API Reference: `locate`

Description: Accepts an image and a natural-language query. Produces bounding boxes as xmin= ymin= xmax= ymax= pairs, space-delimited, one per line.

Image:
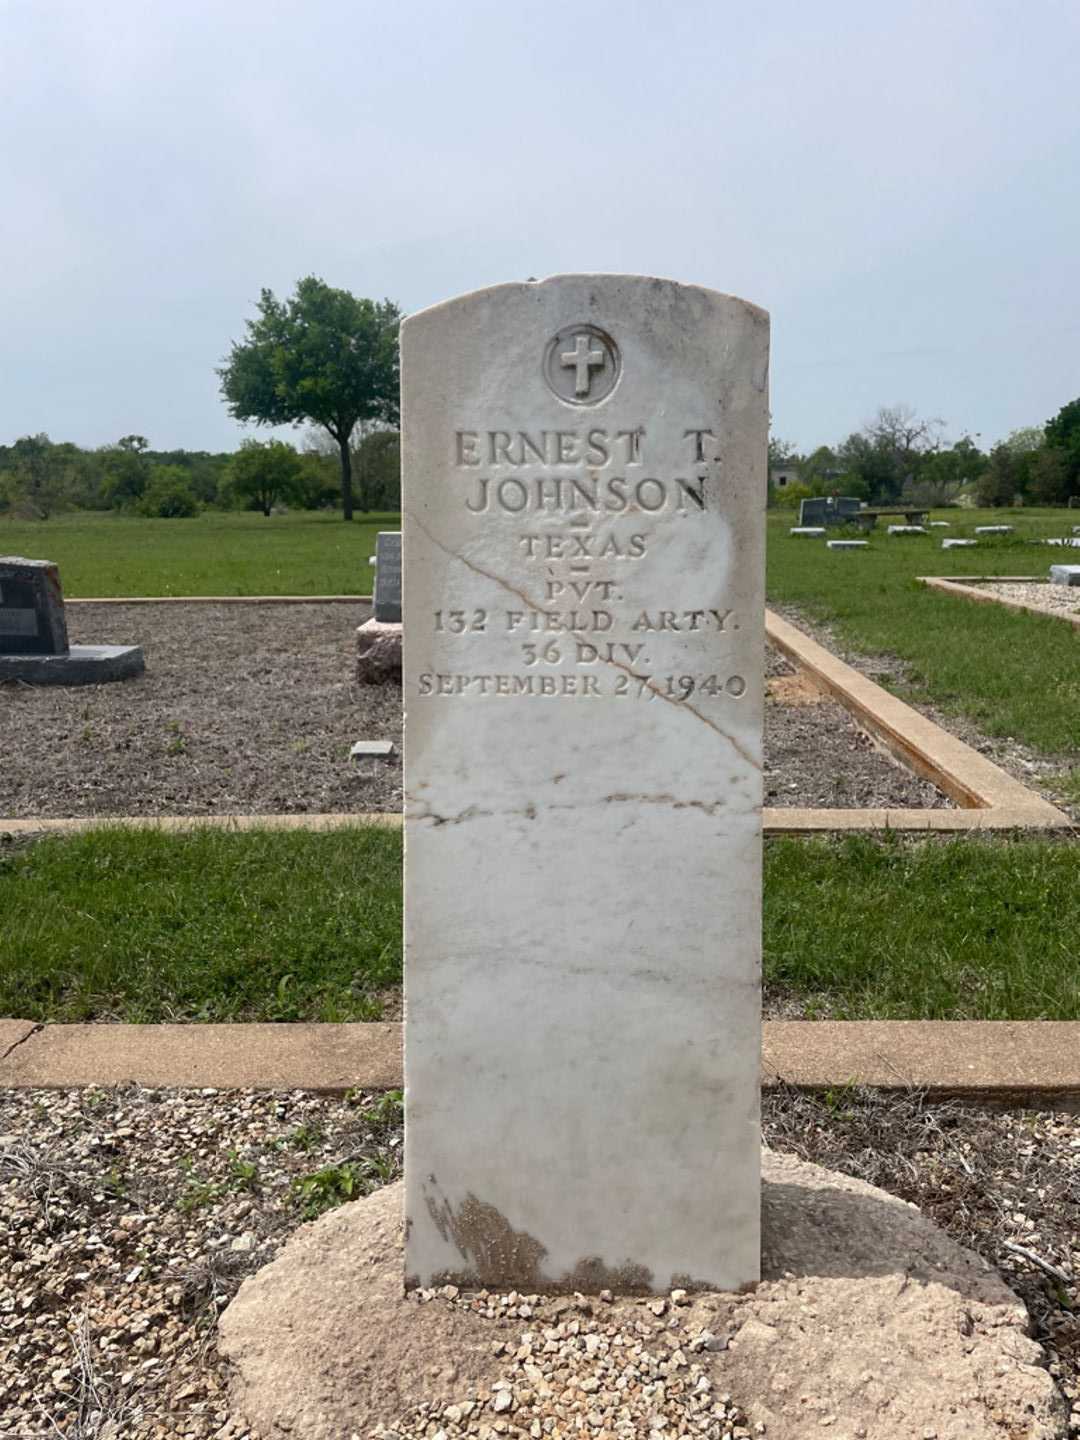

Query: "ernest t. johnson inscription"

xmin=418 ymin=423 xmax=745 ymax=703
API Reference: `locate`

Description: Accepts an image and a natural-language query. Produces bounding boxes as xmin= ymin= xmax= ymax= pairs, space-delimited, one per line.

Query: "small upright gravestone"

xmin=373 ymin=531 xmax=402 ymax=623
xmin=402 ymin=275 xmax=767 ymax=1293
xmin=356 ymin=533 xmax=403 ymax=684
xmin=0 ymin=557 xmax=143 ymax=684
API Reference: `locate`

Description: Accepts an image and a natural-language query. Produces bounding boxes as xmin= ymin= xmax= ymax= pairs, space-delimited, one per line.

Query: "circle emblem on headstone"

xmin=543 ymin=325 xmax=621 ymax=406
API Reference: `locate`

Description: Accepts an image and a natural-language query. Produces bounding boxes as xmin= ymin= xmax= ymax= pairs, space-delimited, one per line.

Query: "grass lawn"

xmin=767 ymin=506 xmax=1080 ymax=755
xmin=2 ymin=827 xmax=1078 ymax=1024
xmin=0 ymin=825 xmax=402 ymax=1023
xmin=0 ymin=509 xmax=399 ymax=597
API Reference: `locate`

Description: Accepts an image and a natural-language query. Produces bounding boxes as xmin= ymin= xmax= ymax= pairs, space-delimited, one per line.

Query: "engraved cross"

xmin=561 ymin=334 xmax=606 ymax=396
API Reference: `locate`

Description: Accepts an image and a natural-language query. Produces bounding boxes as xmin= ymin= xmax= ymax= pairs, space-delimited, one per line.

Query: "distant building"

xmin=770 ymin=464 xmax=800 ymax=492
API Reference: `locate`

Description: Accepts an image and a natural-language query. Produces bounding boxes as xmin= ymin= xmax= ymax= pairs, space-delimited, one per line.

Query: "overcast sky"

xmin=2 ymin=0 xmax=1078 ymax=455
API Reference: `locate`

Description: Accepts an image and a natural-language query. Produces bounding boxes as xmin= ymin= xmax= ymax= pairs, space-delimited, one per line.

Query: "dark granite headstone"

xmin=0 ymin=554 xmax=144 ymax=685
xmin=0 ymin=557 xmax=69 ymax=656
xmin=799 ymin=496 xmax=862 ymax=527
xmin=374 ymin=531 xmax=402 ymax=623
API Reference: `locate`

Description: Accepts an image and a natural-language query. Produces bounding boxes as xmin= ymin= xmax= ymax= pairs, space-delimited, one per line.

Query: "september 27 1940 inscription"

xmin=403 ymin=275 xmax=768 ymax=1294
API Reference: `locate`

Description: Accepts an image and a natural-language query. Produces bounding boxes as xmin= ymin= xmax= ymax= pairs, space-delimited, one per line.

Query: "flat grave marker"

xmin=402 ymin=274 xmax=767 ymax=1293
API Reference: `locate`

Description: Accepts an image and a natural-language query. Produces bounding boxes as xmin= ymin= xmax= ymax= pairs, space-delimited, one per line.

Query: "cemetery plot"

xmin=0 ymin=601 xmax=401 ymax=819
xmin=764 ymin=648 xmax=949 ymax=809
xmin=920 ymin=573 xmax=1080 ymax=630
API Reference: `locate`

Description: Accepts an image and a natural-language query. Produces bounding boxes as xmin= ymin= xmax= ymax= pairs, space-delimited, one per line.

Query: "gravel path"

xmin=1 ymin=1085 xmax=1076 ymax=1437
xmin=0 ymin=604 xmax=946 ymax=818
xmin=975 ymin=579 xmax=1080 ymax=622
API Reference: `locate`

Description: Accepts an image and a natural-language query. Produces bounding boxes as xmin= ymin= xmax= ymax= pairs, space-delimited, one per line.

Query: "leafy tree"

xmin=354 ymin=424 xmax=400 ymax=511
xmin=226 ymin=439 xmax=304 ymax=517
xmin=768 ymin=435 xmax=798 ymax=467
xmin=218 ymin=277 xmax=401 ymax=521
xmin=911 ymin=436 xmax=987 ymax=505
xmin=101 ymin=434 xmax=152 ymax=509
xmin=839 ymin=405 xmax=945 ymax=503
xmin=137 ymin=466 xmax=199 ymax=518
xmin=1044 ymin=399 xmax=1080 ymax=500
xmin=1 ymin=434 xmax=73 ymax=519
xmin=977 ymin=443 xmax=1029 ymax=508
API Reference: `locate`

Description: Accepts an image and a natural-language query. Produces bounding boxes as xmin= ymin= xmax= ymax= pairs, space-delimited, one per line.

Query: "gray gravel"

xmin=974 ymin=579 xmax=1080 ymax=621
xmin=1 ymin=1085 xmax=1077 ymax=1437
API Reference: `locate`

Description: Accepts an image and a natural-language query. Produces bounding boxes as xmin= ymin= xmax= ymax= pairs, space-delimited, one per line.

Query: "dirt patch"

xmin=766 ymin=671 xmax=823 ymax=706
xmin=219 ymin=1164 xmax=1062 ymax=1440
xmin=1 ymin=603 xmax=950 ymax=818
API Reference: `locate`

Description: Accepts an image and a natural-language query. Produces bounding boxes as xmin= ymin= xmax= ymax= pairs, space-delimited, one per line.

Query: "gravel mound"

xmin=219 ymin=1159 xmax=1064 ymax=1440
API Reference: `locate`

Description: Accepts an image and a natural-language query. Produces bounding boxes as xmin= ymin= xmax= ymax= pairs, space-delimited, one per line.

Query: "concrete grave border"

xmin=1 ymin=599 xmax=1067 ymax=837
xmin=764 ymin=611 xmax=1069 ymax=834
xmin=918 ymin=574 xmax=1080 ymax=633
xmin=4 ymin=1018 xmax=1080 ymax=1108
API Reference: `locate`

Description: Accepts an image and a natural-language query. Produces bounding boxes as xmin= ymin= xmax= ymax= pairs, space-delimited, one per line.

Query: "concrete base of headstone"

xmin=218 ymin=1160 xmax=1062 ymax=1440
xmin=928 ymin=520 xmax=950 ymax=526
xmin=356 ymin=617 xmax=402 ymax=684
xmin=1050 ymin=564 xmax=1080 ymax=586
xmin=887 ymin=524 xmax=927 ymax=535
xmin=943 ymin=538 xmax=978 ymax=549
xmin=975 ymin=525 xmax=1013 ymax=535
xmin=826 ymin=539 xmax=868 ymax=550
xmin=0 ymin=643 xmax=144 ymax=686
xmin=790 ymin=526 xmax=825 ymax=537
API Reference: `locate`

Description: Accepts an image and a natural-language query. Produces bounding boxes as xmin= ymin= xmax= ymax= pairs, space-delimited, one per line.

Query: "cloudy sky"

xmin=2 ymin=0 xmax=1078 ymax=455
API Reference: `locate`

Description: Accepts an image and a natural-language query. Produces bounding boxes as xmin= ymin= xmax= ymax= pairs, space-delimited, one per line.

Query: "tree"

xmin=226 ymin=439 xmax=304 ymax=517
xmin=1044 ymin=399 xmax=1080 ymax=501
xmin=2 ymin=434 xmax=73 ymax=519
xmin=218 ymin=277 xmax=401 ymax=521
xmin=137 ymin=466 xmax=199 ymax=518
xmin=354 ymin=423 xmax=401 ymax=511
xmin=843 ymin=404 xmax=945 ymax=502
xmin=101 ymin=434 xmax=152 ymax=509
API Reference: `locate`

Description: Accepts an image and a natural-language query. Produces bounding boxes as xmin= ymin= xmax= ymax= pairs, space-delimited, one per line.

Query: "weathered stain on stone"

xmin=420 ymin=1184 xmax=657 ymax=1294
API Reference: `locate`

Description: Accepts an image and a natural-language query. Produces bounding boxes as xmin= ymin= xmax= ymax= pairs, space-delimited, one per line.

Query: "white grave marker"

xmin=402 ymin=275 xmax=767 ymax=1293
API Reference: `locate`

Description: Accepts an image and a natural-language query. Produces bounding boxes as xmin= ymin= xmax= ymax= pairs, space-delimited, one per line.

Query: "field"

xmin=768 ymin=506 xmax=1079 ymax=755
xmin=2 ymin=827 xmax=1078 ymax=1023
xmin=0 ymin=509 xmax=398 ymax=596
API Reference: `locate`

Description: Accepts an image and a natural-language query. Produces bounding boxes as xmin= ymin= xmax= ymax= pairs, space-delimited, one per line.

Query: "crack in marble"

xmin=405 ymin=510 xmax=761 ymax=773
xmin=406 ymin=792 xmax=744 ymax=827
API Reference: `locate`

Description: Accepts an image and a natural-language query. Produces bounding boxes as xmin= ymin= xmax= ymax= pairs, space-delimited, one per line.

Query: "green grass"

xmin=0 ymin=825 xmax=402 ymax=1022
xmin=767 ymin=506 xmax=1080 ymax=755
xmin=766 ymin=834 xmax=1080 ymax=1019
xmin=0 ymin=509 xmax=399 ymax=596
xmin=3 ymin=827 xmax=1079 ymax=1023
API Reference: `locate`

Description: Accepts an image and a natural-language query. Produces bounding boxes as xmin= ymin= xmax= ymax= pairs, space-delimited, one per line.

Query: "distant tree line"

xmin=0 ymin=426 xmax=401 ymax=521
xmin=770 ymin=397 xmax=1080 ymax=509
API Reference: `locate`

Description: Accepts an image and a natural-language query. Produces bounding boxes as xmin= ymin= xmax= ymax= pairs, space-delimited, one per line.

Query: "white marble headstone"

xmin=402 ymin=275 xmax=768 ymax=1293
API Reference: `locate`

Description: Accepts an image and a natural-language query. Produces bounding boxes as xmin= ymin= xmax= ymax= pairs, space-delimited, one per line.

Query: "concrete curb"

xmin=766 ymin=610 xmax=1070 ymax=831
xmin=2 ymin=1019 xmax=1079 ymax=1106
xmin=918 ymin=575 xmax=1080 ymax=632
